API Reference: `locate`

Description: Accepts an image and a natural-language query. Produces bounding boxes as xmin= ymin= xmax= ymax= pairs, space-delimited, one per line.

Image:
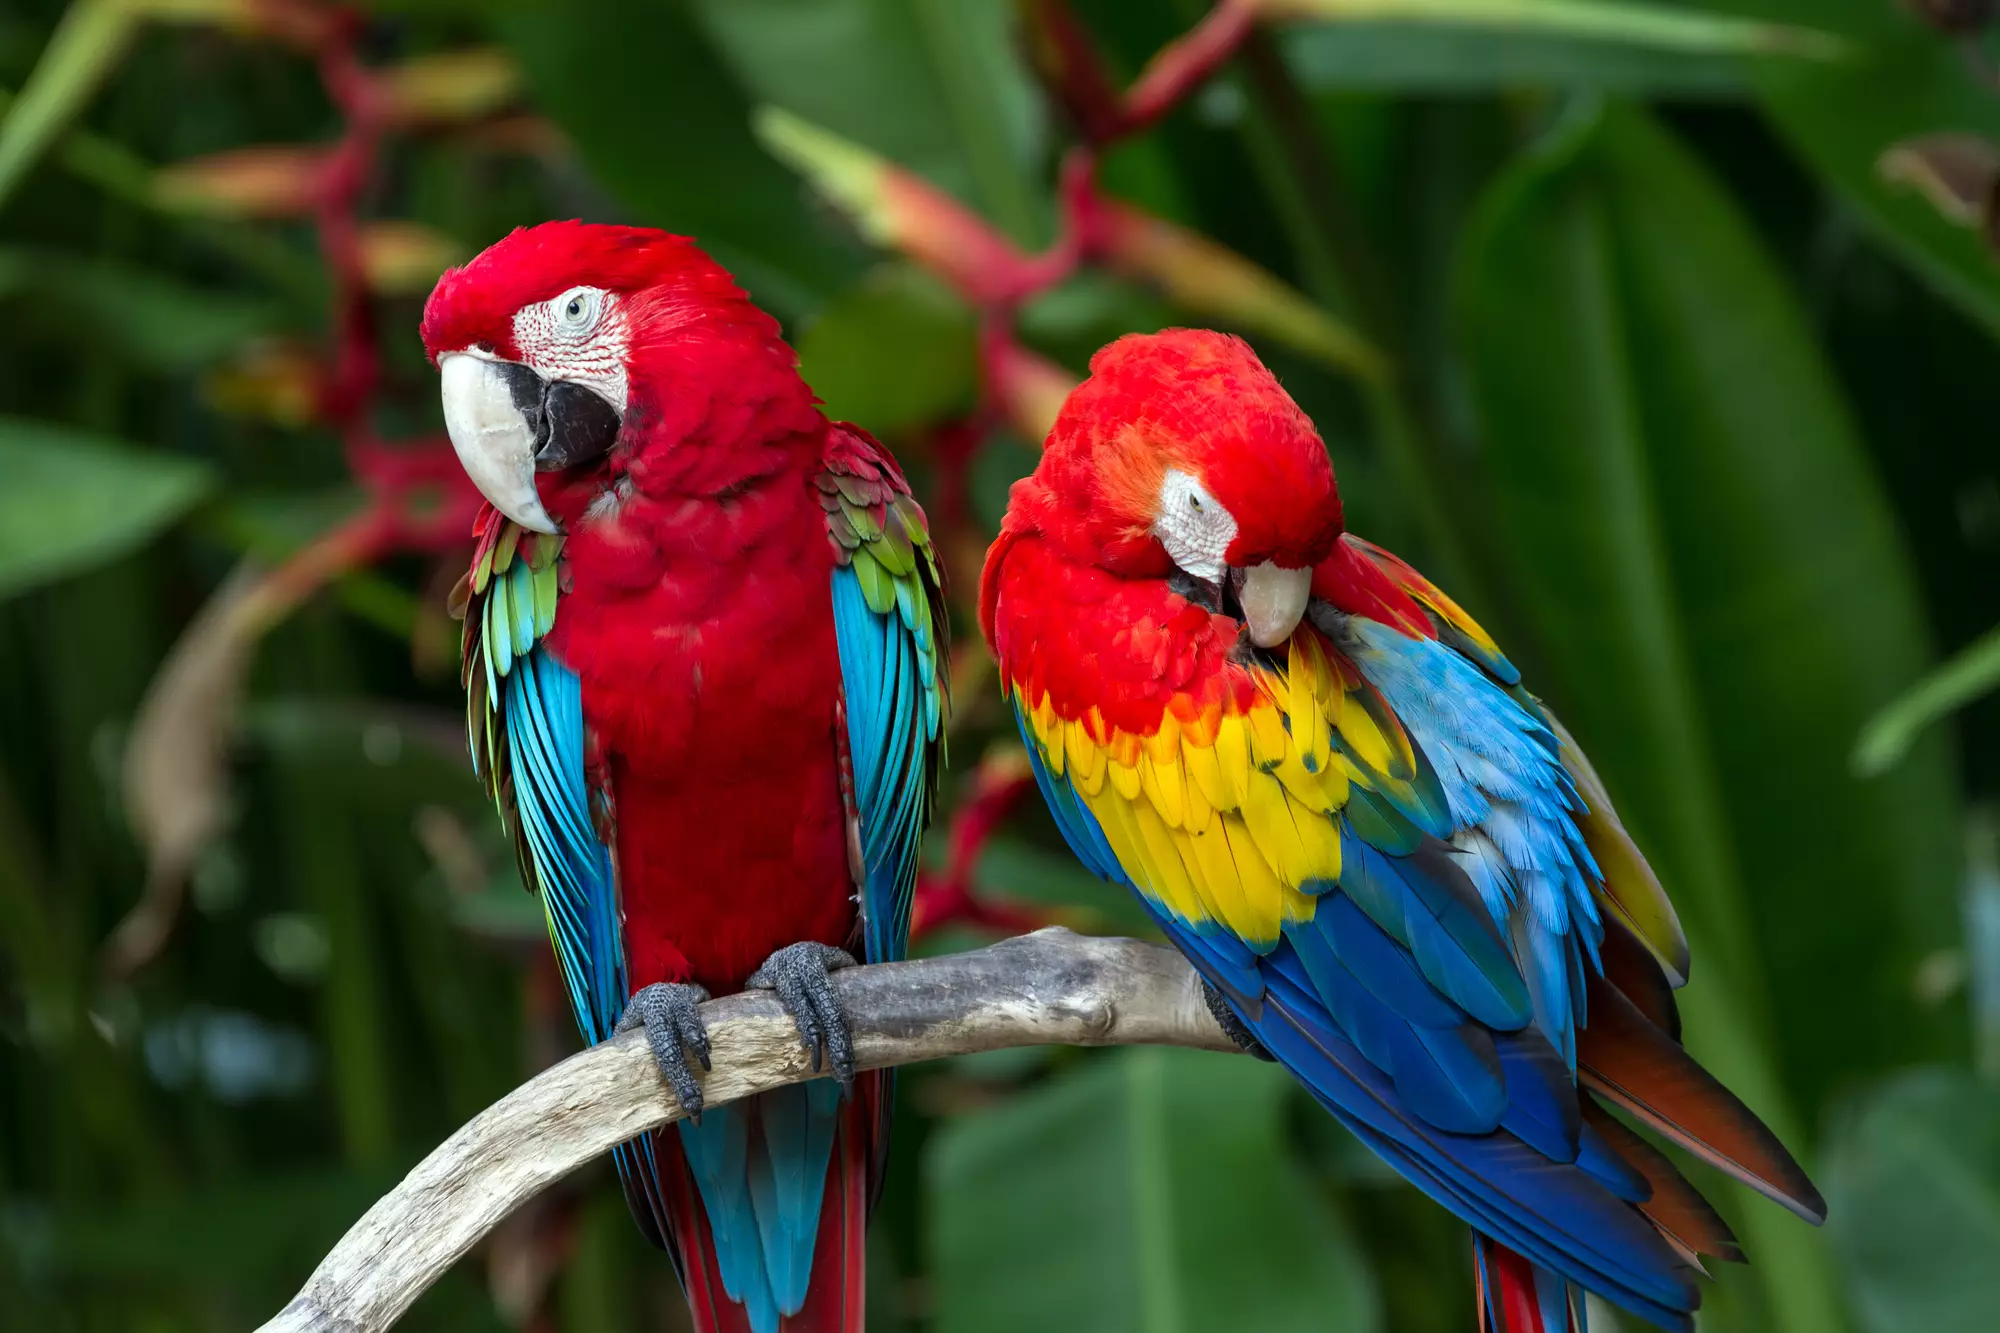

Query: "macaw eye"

xmin=553 ymin=287 xmax=601 ymax=332
xmin=1188 ymin=493 xmax=1203 ymax=511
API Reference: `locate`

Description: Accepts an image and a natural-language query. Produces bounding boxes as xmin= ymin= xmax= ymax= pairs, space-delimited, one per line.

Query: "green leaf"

xmin=797 ymin=264 xmax=978 ymax=433
xmin=927 ymin=1047 xmax=1380 ymax=1333
xmin=0 ymin=249 xmax=277 ymax=373
xmin=37 ymin=1163 xmax=403 ymax=1282
xmin=975 ymin=831 xmax=1160 ymax=936
xmin=968 ymin=428 xmax=1043 ymax=533
xmin=0 ymin=0 xmax=140 ymax=211
xmin=691 ymin=0 xmax=1046 ymax=244
xmin=1458 ymin=101 xmax=1963 ymax=1331
xmin=1854 ymin=622 xmax=2000 ymax=777
xmin=1461 ymin=95 xmax=1962 ymax=1098
xmin=1283 ymin=23 xmax=1754 ymax=95
xmin=1690 ymin=0 xmax=2000 ymax=338
xmin=0 ymin=418 xmax=212 ymax=600
xmin=493 ymin=0 xmax=863 ymax=319
xmin=1823 ymin=1068 xmax=2000 ymax=1333
xmin=1269 ymin=0 xmax=1842 ymax=58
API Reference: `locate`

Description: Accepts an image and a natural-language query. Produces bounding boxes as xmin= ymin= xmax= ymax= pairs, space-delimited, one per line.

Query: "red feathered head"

xmin=420 ymin=221 xmax=810 ymax=532
xmin=1017 ymin=329 xmax=1342 ymax=644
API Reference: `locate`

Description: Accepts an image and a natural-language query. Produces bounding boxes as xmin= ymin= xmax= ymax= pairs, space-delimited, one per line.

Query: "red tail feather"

xmin=1579 ymin=974 xmax=1825 ymax=1224
xmin=1597 ymin=916 xmax=1681 ymax=1042
xmin=1582 ymin=1098 xmax=1743 ymax=1269
xmin=1474 ymin=1239 xmax=1581 ymax=1333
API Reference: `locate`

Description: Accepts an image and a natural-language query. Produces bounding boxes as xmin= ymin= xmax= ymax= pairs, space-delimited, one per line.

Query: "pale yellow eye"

xmin=553 ymin=287 xmax=599 ymax=331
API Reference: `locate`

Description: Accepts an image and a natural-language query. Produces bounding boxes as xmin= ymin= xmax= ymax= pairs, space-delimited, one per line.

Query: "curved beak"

xmin=1234 ymin=561 xmax=1312 ymax=648
xmin=438 ymin=353 xmax=621 ymax=534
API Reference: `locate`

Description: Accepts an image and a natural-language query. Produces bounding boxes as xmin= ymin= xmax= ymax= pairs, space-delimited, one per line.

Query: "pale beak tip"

xmin=1239 ymin=562 xmax=1312 ymax=648
xmin=438 ymin=352 xmax=560 ymax=535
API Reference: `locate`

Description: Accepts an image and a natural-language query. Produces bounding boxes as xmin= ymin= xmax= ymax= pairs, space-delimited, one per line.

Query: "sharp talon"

xmin=749 ymin=942 xmax=858 ymax=1084
xmin=618 ymin=981 xmax=714 ymax=1118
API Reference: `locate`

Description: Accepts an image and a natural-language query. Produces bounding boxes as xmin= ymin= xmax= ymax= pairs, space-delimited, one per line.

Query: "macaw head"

xmin=420 ymin=220 xmax=808 ymax=533
xmin=1030 ymin=328 xmax=1341 ymax=646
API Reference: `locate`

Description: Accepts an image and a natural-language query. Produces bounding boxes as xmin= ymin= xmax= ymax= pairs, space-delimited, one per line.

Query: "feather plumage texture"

xmin=820 ymin=429 xmax=949 ymax=970
xmin=453 ymin=507 xmax=676 ymax=1245
xmin=453 ymin=441 xmax=943 ymax=1333
xmin=433 ymin=224 xmax=947 ymax=1333
xmin=981 ymin=328 xmax=1821 ymax=1333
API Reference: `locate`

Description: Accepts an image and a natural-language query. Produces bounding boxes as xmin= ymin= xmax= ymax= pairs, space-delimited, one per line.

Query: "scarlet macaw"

xmin=422 ymin=222 xmax=946 ymax=1333
xmin=979 ymin=329 xmax=1821 ymax=1333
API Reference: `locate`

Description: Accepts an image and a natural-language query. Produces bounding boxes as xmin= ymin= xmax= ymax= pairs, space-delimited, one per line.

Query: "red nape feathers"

xmin=1020 ymin=328 xmax=1343 ymax=575
xmin=419 ymin=220 xmax=765 ymax=363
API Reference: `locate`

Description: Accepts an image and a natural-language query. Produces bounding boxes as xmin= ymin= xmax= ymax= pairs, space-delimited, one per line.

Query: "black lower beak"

xmin=495 ymin=361 xmax=622 ymax=473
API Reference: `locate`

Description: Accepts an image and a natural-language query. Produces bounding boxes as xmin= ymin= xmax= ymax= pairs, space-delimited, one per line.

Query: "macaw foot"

xmin=1203 ymin=980 xmax=1276 ymax=1062
xmin=617 ymin=982 xmax=713 ymax=1119
xmin=748 ymin=942 xmax=859 ymax=1090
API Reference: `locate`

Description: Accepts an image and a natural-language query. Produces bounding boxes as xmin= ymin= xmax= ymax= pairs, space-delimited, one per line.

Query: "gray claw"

xmin=1203 ymin=980 xmax=1275 ymax=1062
xmin=617 ymin=981 xmax=713 ymax=1118
xmin=748 ymin=942 xmax=858 ymax=1089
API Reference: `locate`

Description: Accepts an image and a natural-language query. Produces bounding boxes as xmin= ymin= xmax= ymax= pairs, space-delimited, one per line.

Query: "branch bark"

xmin=258 ymin=928 xmax=1231 ymax=1333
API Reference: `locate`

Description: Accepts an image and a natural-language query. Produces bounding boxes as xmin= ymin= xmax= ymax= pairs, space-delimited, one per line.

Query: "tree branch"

xmin=258 ymin=929 xmax=1231 ymax=1333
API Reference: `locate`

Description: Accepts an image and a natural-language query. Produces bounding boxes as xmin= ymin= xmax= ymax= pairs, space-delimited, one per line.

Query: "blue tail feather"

xmin=748 ymin=1081 xmax=844 ymax=1315
xmin=1245 ymin=981 xmax=1693 ymax=1323
xmin=675 ymin=1085 xmax=846 ymax=1333
xmin=678 ymin=1106 xmax=777 ymax=1332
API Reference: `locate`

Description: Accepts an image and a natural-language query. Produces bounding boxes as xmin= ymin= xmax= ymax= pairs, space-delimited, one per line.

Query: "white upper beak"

xmin=439 ymin=352 xmax=558 ymax=534
xmin=1238 ymin=561 xmax=1312 ymax=648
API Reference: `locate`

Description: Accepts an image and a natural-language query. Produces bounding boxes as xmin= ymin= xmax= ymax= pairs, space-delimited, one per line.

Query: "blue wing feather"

xmin=1338 ymin=826 xmax=1533 ymax=1031
xmin=1312 ymin=893 xmax=1465 ymax=1029
xmin=1007 ymin=678 xmax=1693 ymax=1333
xmin=832 ymin=562 xmax=942 ymax=966
xmin=1249 ymin=976 xmax=1692 ymax=1327
xmin=464 ymin=530 xmax=657 ymax=1243
xmin=492 ymin=595 xmax=624 ymax=1043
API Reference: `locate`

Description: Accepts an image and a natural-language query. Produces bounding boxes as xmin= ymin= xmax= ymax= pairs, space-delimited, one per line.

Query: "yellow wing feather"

xmin=1212 ymin=715 xmax=1251 ymax=806
xmin=1138 ymin=750 xmax=1184 ymax=829
xmin=1068 ymin=717 xmax=1107 ymax=795
xmin=1020 ymin=634 xmax=1389 ymax=948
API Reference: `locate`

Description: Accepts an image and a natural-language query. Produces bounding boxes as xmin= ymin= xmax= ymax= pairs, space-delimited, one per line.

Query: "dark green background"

xmin=2 ymin=1 xmax=1999 ymax=1330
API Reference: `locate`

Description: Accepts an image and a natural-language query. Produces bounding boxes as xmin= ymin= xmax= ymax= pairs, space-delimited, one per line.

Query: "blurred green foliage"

xmin=2 ymin=1 xmax=1999 ymax=1332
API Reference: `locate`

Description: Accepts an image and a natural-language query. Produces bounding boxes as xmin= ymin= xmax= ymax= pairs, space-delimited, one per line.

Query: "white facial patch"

xmin=1152 ymin=468 xmax=1237 ymax=584
xmin=511 ymin=285 xmax=630 ymax=414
